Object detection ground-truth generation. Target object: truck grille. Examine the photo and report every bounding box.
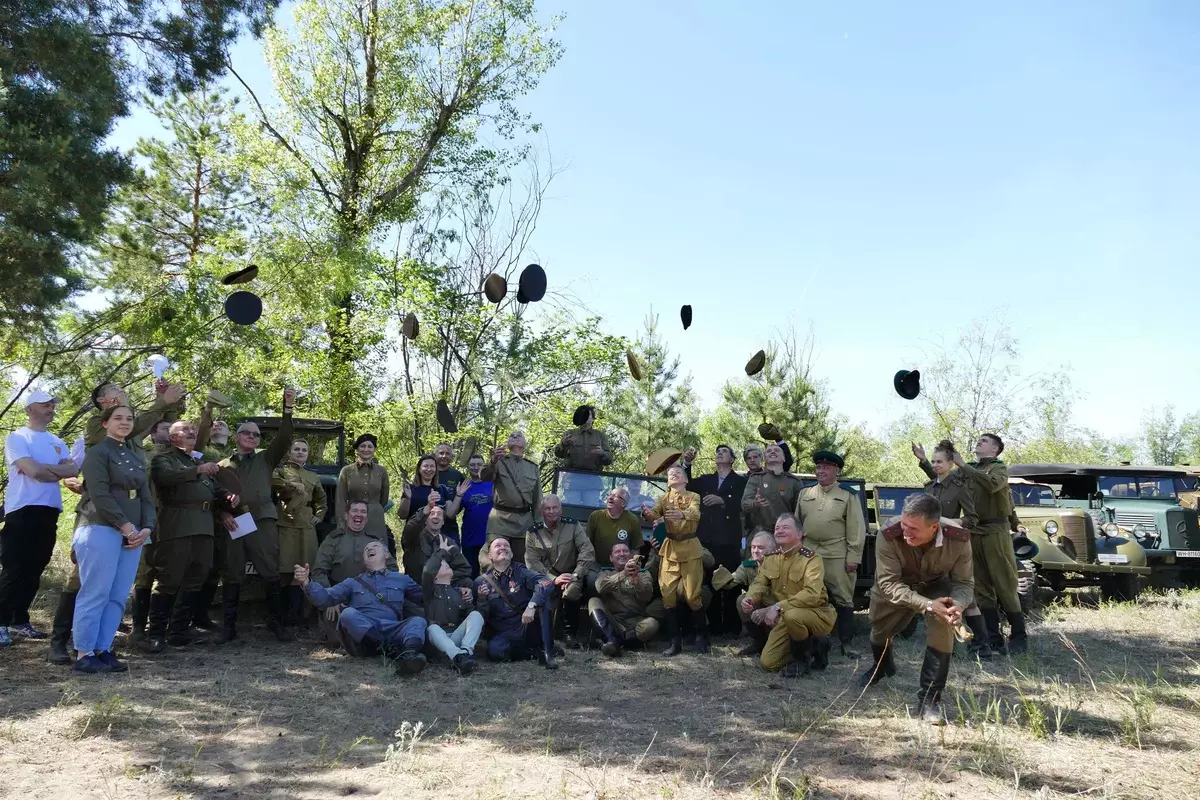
[1059,515,1094,562]
[1114,511,1161,548]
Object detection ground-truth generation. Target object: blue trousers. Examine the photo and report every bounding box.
[72,525,143,653]
[337,608,426,655]
[486,608,552,661]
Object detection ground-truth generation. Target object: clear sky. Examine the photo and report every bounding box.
[109,1,1200,440]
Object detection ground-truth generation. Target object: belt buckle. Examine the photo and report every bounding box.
[201,501,210,512]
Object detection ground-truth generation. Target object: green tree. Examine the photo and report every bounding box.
[1142,406,1186,466]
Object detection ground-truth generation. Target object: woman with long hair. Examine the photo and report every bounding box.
[399,454,463,529]
[336,434,390,537]
[71,405,155,673]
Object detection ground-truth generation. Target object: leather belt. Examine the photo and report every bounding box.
[977,517,1006,525]
[166,500,212,511]
[494,503,531,514]
[665,532,698,542]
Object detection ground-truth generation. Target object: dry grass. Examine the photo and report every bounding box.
[3,558,1199,799]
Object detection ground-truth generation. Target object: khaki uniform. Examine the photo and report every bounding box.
[589,566,659,642]
[916,462,978,528]
[150,447,228,592]
[746,547,836,671]
[273,461,326,578]
[645,489,703,611]
[132,443,169,589]
[645,547,716,616]
[741,469,803,535]
[959,459,1020,614]
[796,482,866,608]
[525,520,595,602]
[870,520,974,653]
[218,413,293,583]
[728,561,761,624]
[483,454,543,565]
[335,460,389,538]
[553,427,613,471]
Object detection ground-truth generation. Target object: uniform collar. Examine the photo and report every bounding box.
[355,458,376,468]
[364,568,389,577]
[818,481,836,493]
[934,525,945,548]
[286,459,306,468]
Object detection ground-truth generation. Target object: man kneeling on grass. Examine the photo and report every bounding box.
[294,541,429,677]
[422,539,484,676]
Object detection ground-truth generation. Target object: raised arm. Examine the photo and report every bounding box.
[303,577,354,609]
[957,460,1009,494]
[261,407,294,467]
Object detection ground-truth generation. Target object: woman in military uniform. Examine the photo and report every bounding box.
[273,440,327,629]
[336,434,390,537]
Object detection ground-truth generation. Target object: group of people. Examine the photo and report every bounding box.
[1,387,1025,724]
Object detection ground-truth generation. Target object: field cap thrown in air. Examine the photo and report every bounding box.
[646,447,683,476]
[517,264,546,303]
[483,273,507,304]
[402,312,419,341]
[221,264,259,285]
[626,350,643,381]
[757,422,782,442]
[680,305,692,330]
[745,349,766,376]
[436,399,458,434]
[894,369,921,400]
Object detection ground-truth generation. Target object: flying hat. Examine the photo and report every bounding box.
[457,436,479,467]
[224,291,262,325]
[811,449,845,469]
[483,273,507,304]
[436,399,458,433]
[1012,534,1039,560]
[626,349,643,381]
[402,312,420,341]
[745,349,767,376]
[758,422,782,442]
[894,369,921,400]
[214,467,243,497]
[23,389,59,407]
[680,305,692,330]
[711,565,736,591]
[572,405,594,426]
[221,264,259,285]
[517,263,547,303]
[160,305,177,321]
[206,390,233,409]
[646,446,683,476]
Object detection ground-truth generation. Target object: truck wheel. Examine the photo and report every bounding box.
[1099,573,1140,603]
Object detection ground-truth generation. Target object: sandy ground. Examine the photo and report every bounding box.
[2,580,1199,800]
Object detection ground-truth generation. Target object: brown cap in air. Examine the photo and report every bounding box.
[745,349,767,376]
[483,273,507,304]
[626,350,643,382]
[221,264,259,285]
[646,447,683,476]
[402,312,420,341]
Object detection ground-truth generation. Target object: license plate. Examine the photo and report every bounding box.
[1175,550,1200,559]
[1097,554,1128,564]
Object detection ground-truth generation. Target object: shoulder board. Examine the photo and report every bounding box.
[838,482,859,495]
[881,520,903,539]
[942,524,970,542]
[798,546,815,558]
[741,560,757,569]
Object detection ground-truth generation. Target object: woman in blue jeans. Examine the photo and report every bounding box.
[71,405,154,673]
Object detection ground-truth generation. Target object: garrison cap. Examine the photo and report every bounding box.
[745,349,766,376]
[626,349,643,381]
[221,264,259,285]
[680,305,692,330]
[646,447,682,476]
[436,399,458,433]
[483,272,507,304]
[517,263,546,303]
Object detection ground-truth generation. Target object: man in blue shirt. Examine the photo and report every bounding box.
[475,537,558,669]
[458,453,493,577]
[294,541,429,676]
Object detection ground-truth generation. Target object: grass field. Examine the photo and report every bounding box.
[2,529,1199,799]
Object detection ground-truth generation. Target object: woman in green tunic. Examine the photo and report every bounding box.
[336,434,390,538]
[273,440,327,627]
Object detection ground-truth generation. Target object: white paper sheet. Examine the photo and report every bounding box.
[229,512,258,540]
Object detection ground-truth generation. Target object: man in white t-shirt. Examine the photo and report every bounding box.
[0,390,77,647]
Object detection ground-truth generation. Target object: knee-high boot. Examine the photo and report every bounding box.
[539,607,558,670]
[859,640,897,687]
[981,608,1007,655]
[47,590,77,665]
[263,581,294,642]
[130,586,151,642]
[661,607,683,657]
[964,613,993,659]
[146,590,174,653]
[914,647,952,725]
[589,607,622,657]
[836,606,860,658]
[217,584,240,644]
[192,581,219,630]
[691,608,710,654]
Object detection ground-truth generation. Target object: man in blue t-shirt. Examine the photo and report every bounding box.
[458,453,493,577]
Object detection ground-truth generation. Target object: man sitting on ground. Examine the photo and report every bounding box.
[526,494,595,647]
[712,530,778,657]
[475,537,558,669]
[295,541,428,676]
[422,542,484,676]
[402,505,473,588]
[587,543,658,657]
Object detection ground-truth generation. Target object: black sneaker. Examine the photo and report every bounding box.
[73,654,111,674]
[452,653,477,676]
[396,652,427,677]
[96,651,128,673]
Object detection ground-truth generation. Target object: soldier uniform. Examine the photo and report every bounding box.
[526,517,595,644]
[482,453,542,565]
[958,457,1025,653]
[273,460,326,626]
[863,519,974,721]
[644,488,707,655]
[745,545,835,675]
[586,508,644,568]
[303,568,428,674]
[310,524,396,644]
[741,468,803,536]
[713,558,767,655]
[554,419,613,505]
[474,562,557,667]
[796,451,866,657]
[335,459,390,538]
[587,562,659,654]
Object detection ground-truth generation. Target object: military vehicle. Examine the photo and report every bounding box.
[250,417,346,541]
[1009,464,1200,585]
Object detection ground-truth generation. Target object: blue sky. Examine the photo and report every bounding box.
[109,1,1200,440]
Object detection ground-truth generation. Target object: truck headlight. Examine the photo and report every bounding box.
[1043,520,1059,535]
[1132,524,1147,540]
[1103,522,1120,536]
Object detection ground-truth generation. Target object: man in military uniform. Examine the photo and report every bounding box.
[712,531,777,656]
[148,421,239,652]
[641,465,705,656]
[796,449,866,658]
[742,514,835,677]
[310,500,396,644]
[587,542,657,656]
[554,405,613,505]
[127,418,173,644]
[190,399,237,633]
[482,432,542,565]
[525,494,595,647]
[954,434,1025,655]
[586,488,644,569]
[680,443,748,637]
[861,493,974,725]
[216,387,296,643]
[475,537,558,669]
[295,541,429,676]
[741,444,803,537]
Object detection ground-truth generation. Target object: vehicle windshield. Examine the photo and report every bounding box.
[1010,483,1056,506]
[875,487,920,522]
[556,470,668,511]
[1098,474,1186,500]
[257,429,343,469]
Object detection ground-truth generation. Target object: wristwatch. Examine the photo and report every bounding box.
[924,600,934,615]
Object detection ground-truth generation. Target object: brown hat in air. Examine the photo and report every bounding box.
[457,436,479,467]
[646,447,683,476]
[745,349,767,376]
[221,264,259,285]
[757,422,782,442]
[626,349,643,381]
[402,312,419,341]
[483,273,507,304]
[436,399,458,433]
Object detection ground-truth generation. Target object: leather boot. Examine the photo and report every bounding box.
[981,608,1007,655]
[130,586,151,643]
[285,585,305,629]
[146,590,173,653]
[736,624,769,657]
[859,641,897,687]
[780,637,812,678]
[836,606,860,658]
[964,614,993,659]
[192,581,219,631]
[691,609,710,654]
[217,584,240,644]
[47,590,77,665]
[539,607,559,670]
[811,635,832,671]
[1005,610,1029,655]
[914,646,952,725]
[264,581,294,642]
[661,607,683,657]
[589,606,622,658]
[560,598,584,649]
[168,591,210,646]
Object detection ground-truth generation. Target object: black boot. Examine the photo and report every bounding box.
[285,585,305,630]
[981,608,1007,655]
[836,606,860,658]
[811,635,832,671]
[146,590,173,654]
[691,609,710,654]
[168,591,210,647]
[47,590,77,665]
[217,584,240,644]
[589,607,622,658]
[395,649,428,677]
[560,598,584,649]
[859,641,897,687]
[661,608,683,657]
[264,581,295,642]
[964,614,993,659]
[736,624,769,657]
[130,586,151,643]
[914,647,952,725]
[780,637,812,678]
[1005,610,1029,655]
[192,582,219,631]
[539,607,559,670]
